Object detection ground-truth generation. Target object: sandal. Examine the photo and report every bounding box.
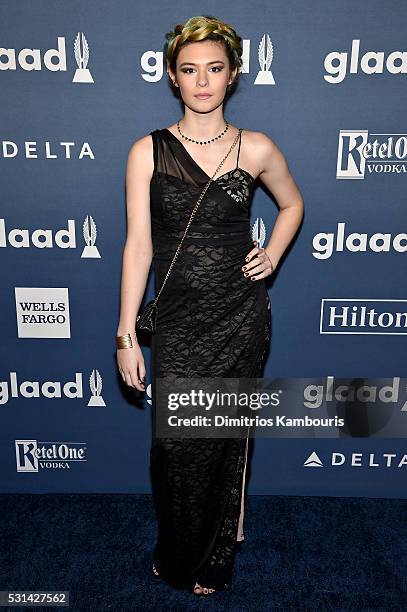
[193,582,216,596]
[152,562,161,579]
[154,562,216,595]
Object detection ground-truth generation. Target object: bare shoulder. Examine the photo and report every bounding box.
[126,132,154,182]
[242,128,281,157]
[241,129,284,178]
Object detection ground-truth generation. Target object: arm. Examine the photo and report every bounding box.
[242,132,304,278]
[116,134,154,391]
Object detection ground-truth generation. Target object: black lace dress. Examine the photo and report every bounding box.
[148,127,271,592]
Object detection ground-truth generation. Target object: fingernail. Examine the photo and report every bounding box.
[251,277,256,281]
[245,256,249,261]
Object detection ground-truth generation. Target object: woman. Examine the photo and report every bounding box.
[116,15,304,596]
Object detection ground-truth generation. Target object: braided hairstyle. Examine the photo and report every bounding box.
[164,15,243,98]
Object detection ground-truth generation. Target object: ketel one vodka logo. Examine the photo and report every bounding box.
[88,368,106,407]
[73,32,94,83]
[251,217,266,248]
[254,34,275,85]
[15,440,87,472]
[336,130,407,179]
[81,215,100,258]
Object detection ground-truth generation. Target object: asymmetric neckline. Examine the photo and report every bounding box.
[161,128,255,184]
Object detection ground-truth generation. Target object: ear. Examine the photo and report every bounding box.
[228,66,238,86]
[167,68,178,87]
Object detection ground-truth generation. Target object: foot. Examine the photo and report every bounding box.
[193,582,216,596]
[153,563,215,595]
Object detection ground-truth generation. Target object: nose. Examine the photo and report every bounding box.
[197,70,208,87]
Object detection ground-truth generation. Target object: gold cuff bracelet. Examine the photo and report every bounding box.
[116,333,133,349]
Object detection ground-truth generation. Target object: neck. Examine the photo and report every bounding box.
[178,116,228,140]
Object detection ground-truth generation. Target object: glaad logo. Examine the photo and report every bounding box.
[81,215,100,258]
[251,218,266,247]
[320,300,407,336]
[0,370,106,406]
[0,33,94,82]
[337,130,407,179]
[73,32,93,83]
[141,34,276,86]
[312,222,407,259]
[15,440,87,472]
[303,376,407,411]
[1,217,100,257]
[88,369,106,406]
[304,451,407,469]
[254,34,275,85]
[15,287,71,338]
[324,39,407,84]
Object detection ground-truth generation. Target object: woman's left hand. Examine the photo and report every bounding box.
[242,241,275,280]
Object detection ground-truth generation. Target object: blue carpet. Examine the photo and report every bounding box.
[0,494,405,611]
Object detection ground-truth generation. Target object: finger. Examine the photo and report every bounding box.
[244,261,266,278]
[129,364,144,389]
[137,362,146,384]
[244,246,261,263]
[129,370,144,391]
[135,376,145,391]
[242,252,265,272]
[124,372,134,388]
[249,270,267,280]
[253,249,272,269]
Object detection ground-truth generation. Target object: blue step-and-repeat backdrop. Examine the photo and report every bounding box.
[1,1,406,497]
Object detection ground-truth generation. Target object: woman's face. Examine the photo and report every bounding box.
[168,40,237,112]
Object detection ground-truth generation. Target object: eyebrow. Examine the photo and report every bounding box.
[178,60,225,67]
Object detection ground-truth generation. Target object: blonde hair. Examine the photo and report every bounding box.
[164,15,243,96]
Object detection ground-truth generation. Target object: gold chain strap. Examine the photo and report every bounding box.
[154,128,242,303]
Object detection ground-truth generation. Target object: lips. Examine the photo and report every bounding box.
[195,94,212,99]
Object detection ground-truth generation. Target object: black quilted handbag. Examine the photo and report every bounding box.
[135,129,242,336]
[135,299,158,334]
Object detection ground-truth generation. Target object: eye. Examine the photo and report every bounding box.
[180,66,224,74]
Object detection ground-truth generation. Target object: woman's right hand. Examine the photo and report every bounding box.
[116,333,146,392]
